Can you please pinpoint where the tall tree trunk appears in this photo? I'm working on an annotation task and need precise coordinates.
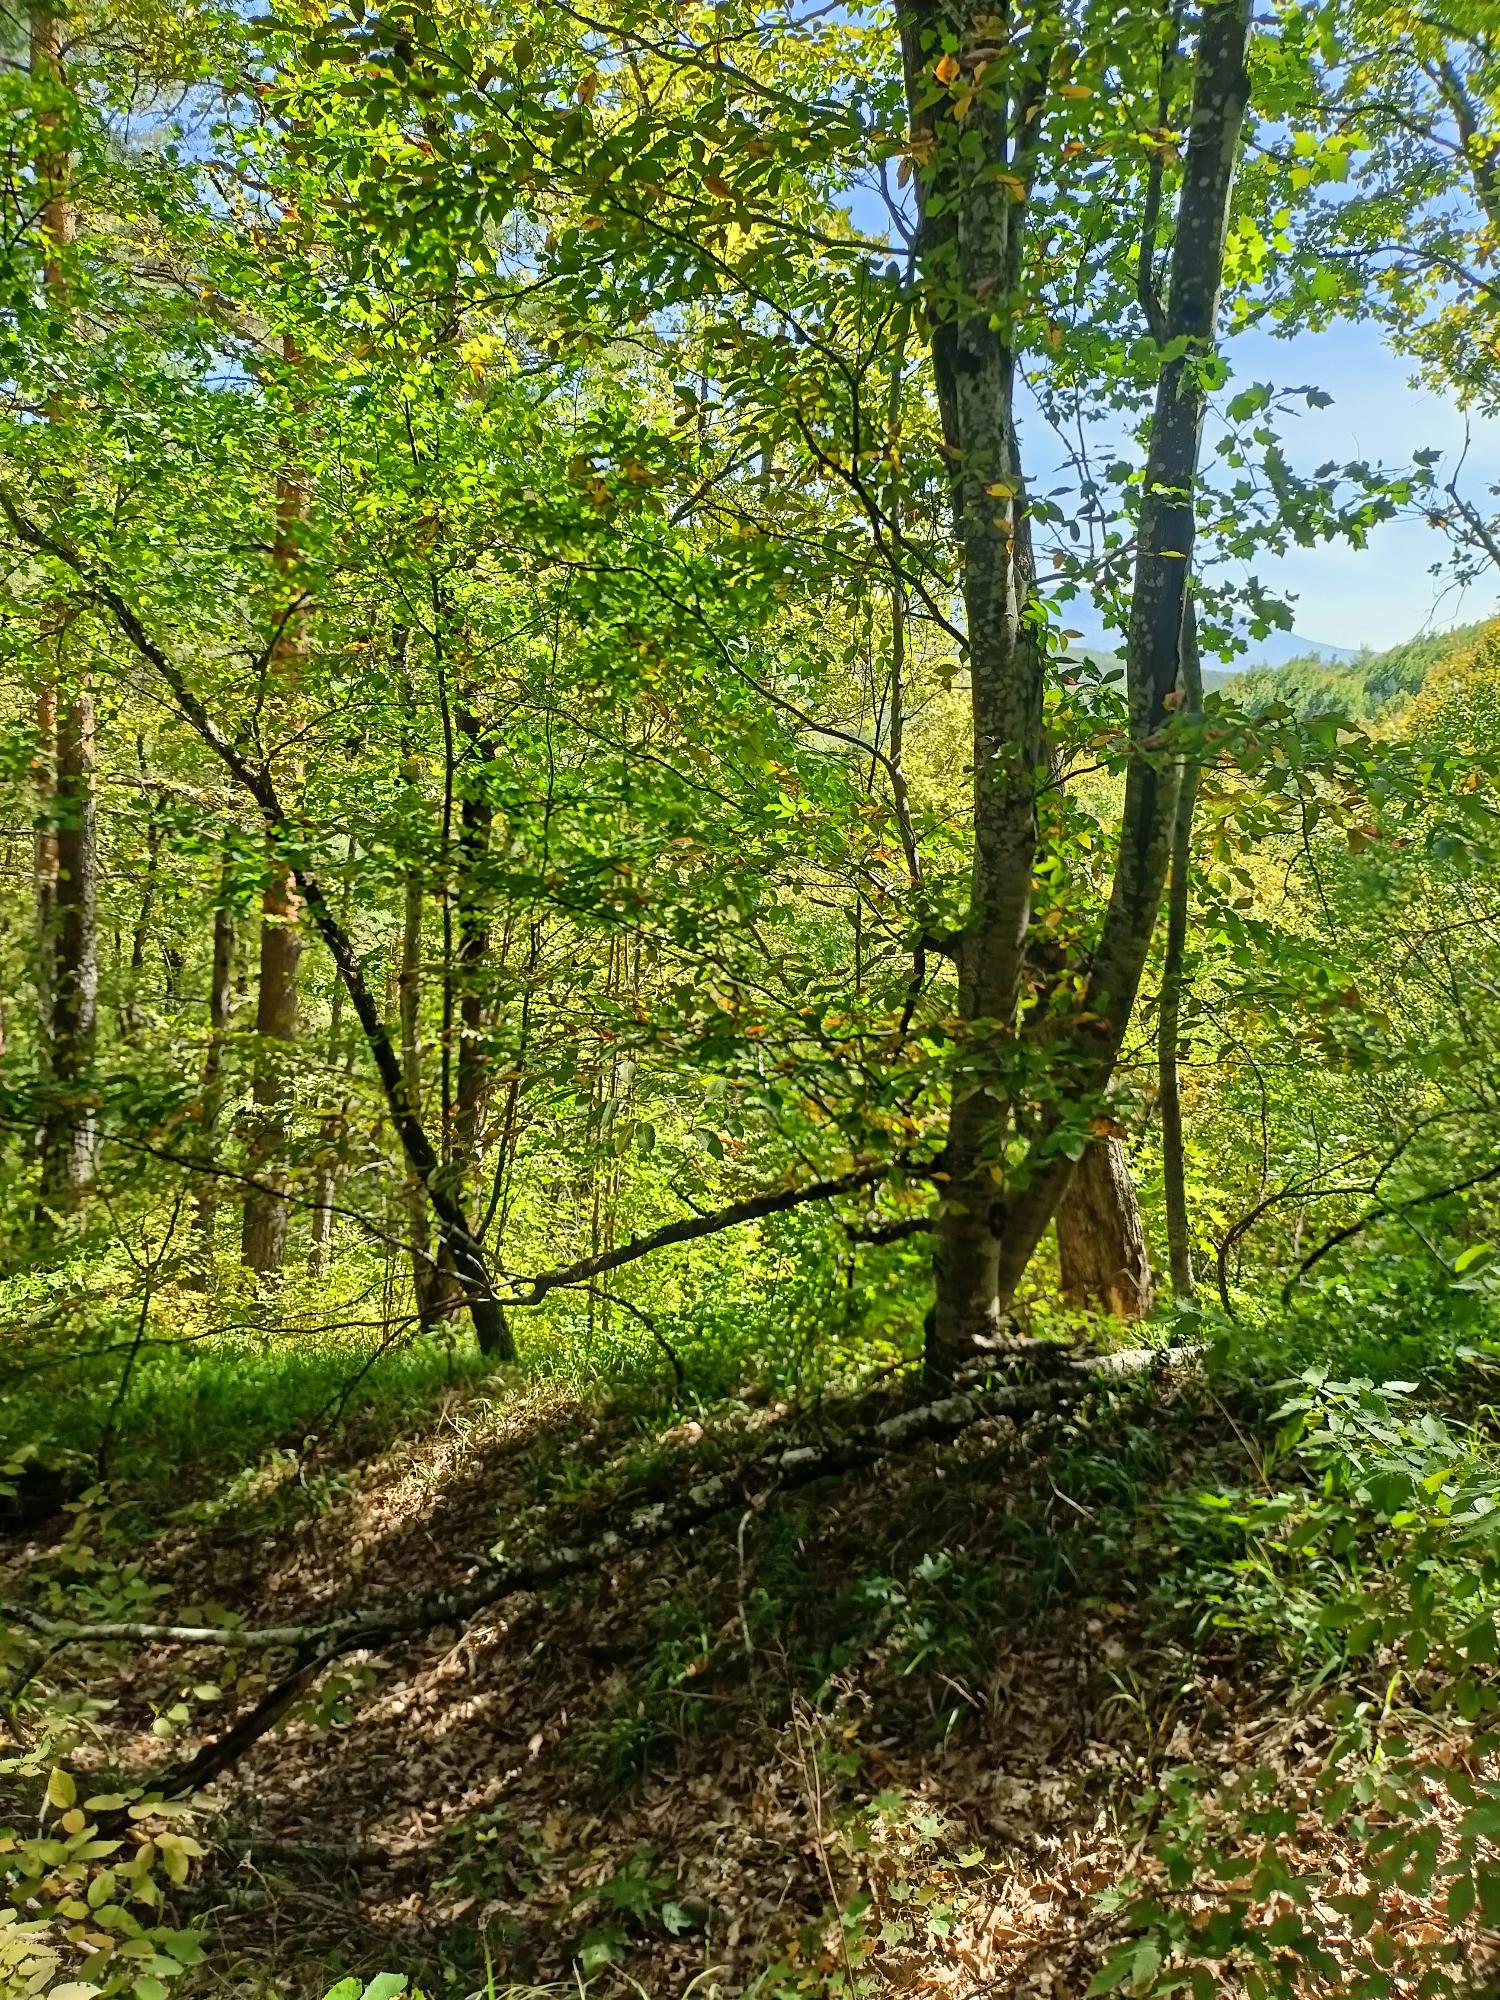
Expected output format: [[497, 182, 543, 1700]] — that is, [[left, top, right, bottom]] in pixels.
[[1056, 1138, 1154, 1320], [452, 692, 494, 1195], [307, 1000, 347, 1277], [398, 864, 450, 1328], [239, 864, 301, 1272], [193, 860, 236, 1278], [898, 2, 1054, 1378], [37, 687, 97, 1215], [983, 0, 1253, 1324], [240, 371, 307, 1277], [34, 684, 58, 1060], [121, 751, 163, 1045], [1159, 602, 1204, 1298], [308, 836, 357, 1278], [30, 5, 92, 1216]]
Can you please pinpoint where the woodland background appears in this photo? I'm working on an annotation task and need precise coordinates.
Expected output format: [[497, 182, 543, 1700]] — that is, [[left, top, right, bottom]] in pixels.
[[4, 0, 1500, 1996]]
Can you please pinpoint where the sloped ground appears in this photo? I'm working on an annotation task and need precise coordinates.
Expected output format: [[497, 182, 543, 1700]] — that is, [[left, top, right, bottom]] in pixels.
[[2, 1357, 1492, 1997]]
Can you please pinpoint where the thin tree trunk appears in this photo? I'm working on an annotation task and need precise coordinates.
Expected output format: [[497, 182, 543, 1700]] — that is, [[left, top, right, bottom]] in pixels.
[[240, 863, 301, 1272], [37, 688, 97, 1215], [121, 765, 163, 1044], [193, 861, 236, 1279], [1056, 1138, 1154, 1320], [308, 838, 356, 1278], [452, 693, 494, 1194], [398, 863, 449, 1328], [240, 361, 307, 1277], [1159, 601, 1204, 1297], [30, 6, 89, 1215], [34, 684, 57, 1059]]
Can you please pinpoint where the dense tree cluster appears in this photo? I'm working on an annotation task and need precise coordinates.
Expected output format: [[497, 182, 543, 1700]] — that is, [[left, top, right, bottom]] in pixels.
[[6, 1, 1500, 1994], [4, 0, 1493, 1374]]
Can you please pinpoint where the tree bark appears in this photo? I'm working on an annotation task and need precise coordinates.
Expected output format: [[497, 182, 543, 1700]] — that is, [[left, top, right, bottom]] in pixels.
[[984, 0, 1254, 1316], [1056, 1138, 1154, 1320], [897, 1, 1054, 1378], [239, 862, 301, 1273], [192, 862, 236, 1278], [308, 838, 356, 1278], [33, 684, 57, 1059], [1159, 601, 1205, 1297], [452, 692, 494, 1192], [398, 863, 453, 1329], [36, 687, 97, 1215], [29, 5, 93, 1220], [240, 384, 307, 1278], [120, 747, 163, 1045]]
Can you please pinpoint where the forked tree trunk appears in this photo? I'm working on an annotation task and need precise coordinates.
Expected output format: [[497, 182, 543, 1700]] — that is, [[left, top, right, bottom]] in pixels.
[[903, 0, 1252, 1372], [1056, 1138, 1153, 1320], [897, 2, 1053, 1378]]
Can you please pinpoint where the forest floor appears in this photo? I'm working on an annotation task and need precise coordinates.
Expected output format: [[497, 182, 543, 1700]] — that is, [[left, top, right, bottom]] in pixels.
[[1, 1339, 1492, 1999]]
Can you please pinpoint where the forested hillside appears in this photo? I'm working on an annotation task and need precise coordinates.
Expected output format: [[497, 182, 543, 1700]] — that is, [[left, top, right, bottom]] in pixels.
[[3, 1, 1500, 1997], [1233, 621, 1490, 718]]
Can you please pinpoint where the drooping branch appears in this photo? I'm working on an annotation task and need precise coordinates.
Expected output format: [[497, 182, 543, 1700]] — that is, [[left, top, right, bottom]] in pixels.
[[510, 1158, 930, 1304], [1291, 1159, 1500, 1289]]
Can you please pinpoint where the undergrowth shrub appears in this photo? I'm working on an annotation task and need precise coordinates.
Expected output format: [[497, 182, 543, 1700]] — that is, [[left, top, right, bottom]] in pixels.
[[1097, 1370, 1500, 1997]]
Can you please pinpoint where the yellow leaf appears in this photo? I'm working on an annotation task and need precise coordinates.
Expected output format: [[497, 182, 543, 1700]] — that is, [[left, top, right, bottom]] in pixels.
[[1058, 81, 1094, 99], [47, 1767, 77, 1810], [934, 52, 960, 85], [61, 1809, 86, 1835]]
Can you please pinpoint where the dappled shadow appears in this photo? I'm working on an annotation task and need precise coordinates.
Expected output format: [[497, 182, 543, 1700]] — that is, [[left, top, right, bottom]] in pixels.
[[108, 1366, 1225, 1994], [18, 1361, 1497, 1997]]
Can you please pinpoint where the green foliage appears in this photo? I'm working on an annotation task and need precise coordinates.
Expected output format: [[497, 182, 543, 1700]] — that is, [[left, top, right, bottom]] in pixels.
[[1095, 1369, 1500, 1997], [0, 1762, 205, 2000]]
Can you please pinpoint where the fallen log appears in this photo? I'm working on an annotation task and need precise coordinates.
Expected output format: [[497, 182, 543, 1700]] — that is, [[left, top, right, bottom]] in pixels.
[[2, 1343, 1191, 1799]]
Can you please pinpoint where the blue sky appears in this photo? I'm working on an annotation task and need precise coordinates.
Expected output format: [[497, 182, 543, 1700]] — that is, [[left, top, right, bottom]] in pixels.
[[1213, 318, 1500, 651]]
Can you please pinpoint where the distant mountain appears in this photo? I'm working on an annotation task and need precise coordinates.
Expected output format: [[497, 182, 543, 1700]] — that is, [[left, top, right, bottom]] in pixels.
[[1059, 622, 1490, 720], [1057, 612, 1355, 673], [1236, 632, 1357, 670], [1232, 621, 1490, 722]]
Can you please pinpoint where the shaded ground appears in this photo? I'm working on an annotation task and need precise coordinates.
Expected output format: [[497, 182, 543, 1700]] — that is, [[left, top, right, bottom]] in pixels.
[[1, 1356, 1487, 1997]]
